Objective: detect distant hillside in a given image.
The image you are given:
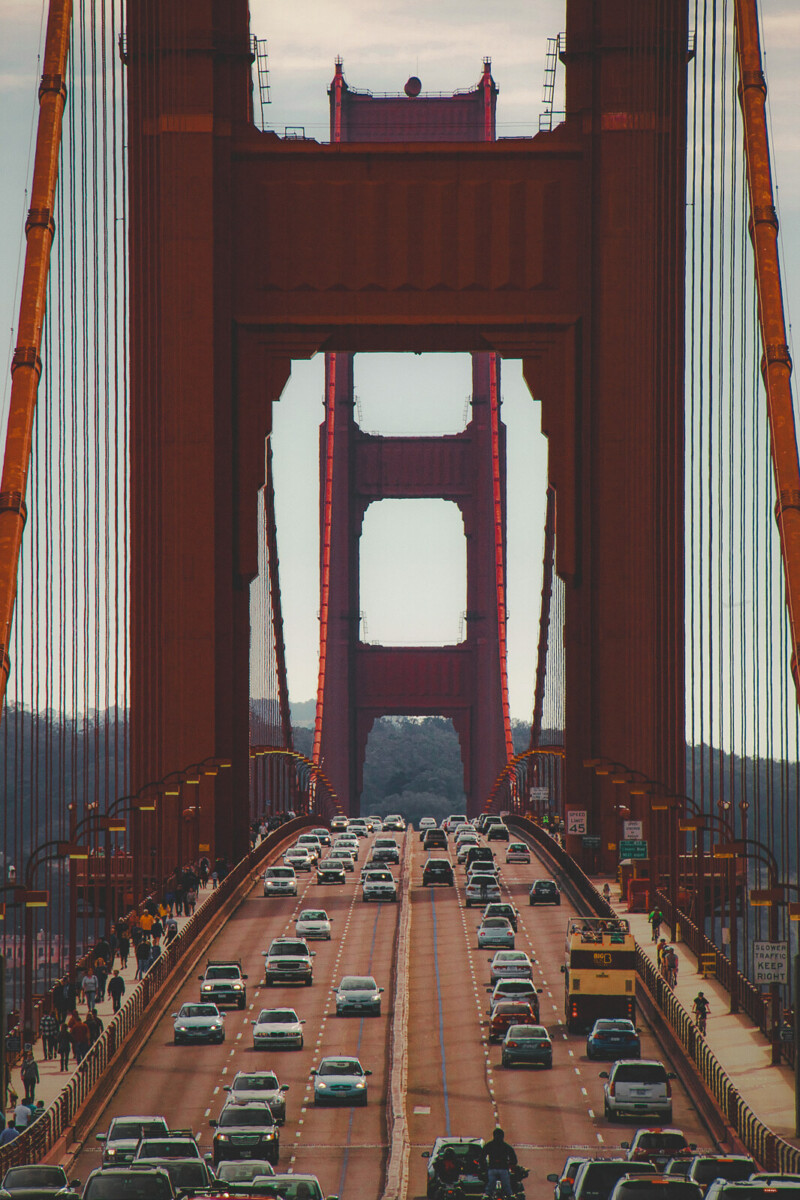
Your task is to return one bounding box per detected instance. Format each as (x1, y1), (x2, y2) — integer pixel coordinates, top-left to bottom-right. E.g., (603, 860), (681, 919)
(290, 699), (317, 728)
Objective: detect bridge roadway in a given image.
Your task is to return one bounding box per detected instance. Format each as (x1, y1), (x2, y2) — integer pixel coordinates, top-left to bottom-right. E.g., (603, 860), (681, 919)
(68, 829), (714, 1198)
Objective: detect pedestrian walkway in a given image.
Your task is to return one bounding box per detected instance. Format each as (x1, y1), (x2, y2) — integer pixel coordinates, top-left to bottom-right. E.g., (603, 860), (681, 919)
(5, 879), (217, 1125)
(592, 876), (799, 1145)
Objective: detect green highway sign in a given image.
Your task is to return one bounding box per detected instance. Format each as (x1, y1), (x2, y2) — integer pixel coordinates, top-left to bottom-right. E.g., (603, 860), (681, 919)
(619, 839), (648, 859)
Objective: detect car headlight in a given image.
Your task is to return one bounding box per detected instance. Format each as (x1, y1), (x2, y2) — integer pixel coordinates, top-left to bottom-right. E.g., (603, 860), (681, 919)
(216, 1134), (229, 1141)
(264, 1130), (277, 1139)
(202, 984), (213, 991)
(232, 983), (243, 990)
(355, 1081), (366, 1088)
(316, 1081), (327, 1090)
(106, 1148), (117, 1157)
(177, 1025), (188, 1032)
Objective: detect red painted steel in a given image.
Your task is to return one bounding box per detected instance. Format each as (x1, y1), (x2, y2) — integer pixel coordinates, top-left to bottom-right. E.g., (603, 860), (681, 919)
(734, 0), (800, 703)
(0, 0), (71, 714)
(126, 0), (689, 867)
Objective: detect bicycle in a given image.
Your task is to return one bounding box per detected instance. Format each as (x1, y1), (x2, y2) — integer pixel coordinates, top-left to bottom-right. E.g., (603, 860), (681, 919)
(695, 1007), (707, 1035)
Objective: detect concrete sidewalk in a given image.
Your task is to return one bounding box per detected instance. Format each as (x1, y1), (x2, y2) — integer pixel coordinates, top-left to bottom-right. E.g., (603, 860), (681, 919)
(592, 876), (799, 1145)
(6, 877), (220, 1125)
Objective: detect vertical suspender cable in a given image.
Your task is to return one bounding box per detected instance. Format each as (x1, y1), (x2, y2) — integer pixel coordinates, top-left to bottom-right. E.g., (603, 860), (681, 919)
(0, 0), (72, 719)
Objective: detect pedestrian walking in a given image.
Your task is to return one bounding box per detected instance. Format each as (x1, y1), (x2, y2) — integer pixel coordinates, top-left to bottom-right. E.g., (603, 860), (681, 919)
(94, 955), (109, 1002)
(135, 938), (151, 981)
(107, 969), (126, 1014)
(86, 1009), (104, 1045)
(70, 1016), (90, 1064)
(58, 1023), (72, 1071)
(14, 1098), (32, 1129)
(165, 915), (178, 945)
(184, 887), (197, 915)
(117, 930), (130, 970)
(39, 1010), (58, 1060)
(151, 917), (163, 947)
(0, 1119), (19, 1146)
(81, 968), (99, 1010)
(211, 870), (219, 890)
(54, 978), (77, 1021)
(146, 942), (162, 972)
(20, 1053), (39, 1105)
(139, 910), (154, 937)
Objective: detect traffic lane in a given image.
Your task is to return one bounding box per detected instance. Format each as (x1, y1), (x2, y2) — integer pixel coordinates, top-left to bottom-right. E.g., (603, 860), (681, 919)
(501, 846), (717, 1153)
(68, 863), (364, 1182)
(290, 843), (403, 1198)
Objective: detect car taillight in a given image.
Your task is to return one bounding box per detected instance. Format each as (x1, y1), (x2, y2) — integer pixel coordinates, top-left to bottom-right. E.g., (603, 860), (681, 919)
(571, 1003), (578, 1018)
(507, 1041), (518, 1047)
(608, 1082), (615, 1096)
(665, 1079), (672, 1097)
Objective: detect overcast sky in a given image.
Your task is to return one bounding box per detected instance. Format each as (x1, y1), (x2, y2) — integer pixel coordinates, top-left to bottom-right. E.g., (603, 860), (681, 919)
(1, 1), (798, 722)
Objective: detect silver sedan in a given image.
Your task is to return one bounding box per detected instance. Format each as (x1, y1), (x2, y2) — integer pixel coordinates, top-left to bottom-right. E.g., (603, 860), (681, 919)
(477, 916), (515, 949)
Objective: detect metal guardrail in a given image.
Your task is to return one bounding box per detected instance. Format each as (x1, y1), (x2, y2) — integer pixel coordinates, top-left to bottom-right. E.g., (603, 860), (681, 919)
(0, 817), (313, 1172)
(508, 815), (800, 1173)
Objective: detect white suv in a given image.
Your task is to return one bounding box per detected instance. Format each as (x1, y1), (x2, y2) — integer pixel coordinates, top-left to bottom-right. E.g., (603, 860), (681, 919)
(362, 869), (398, 903)
(600, 1059), (675, 1122)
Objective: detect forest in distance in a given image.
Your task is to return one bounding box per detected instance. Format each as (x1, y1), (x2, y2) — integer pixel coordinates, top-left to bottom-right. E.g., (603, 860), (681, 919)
(1, 703), (799, 848)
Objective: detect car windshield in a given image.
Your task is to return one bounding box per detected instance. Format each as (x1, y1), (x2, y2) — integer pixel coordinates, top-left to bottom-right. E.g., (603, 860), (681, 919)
(595, 1020), (634, 1032)
(269, 942), (307, 956)
(86, 1176), (173, 1199)
(636, 1134), (689, 1151)
(614, 1064), (667, 1084)
(614, 1184), (702, 1200)
(482, 919), (510, 928)
(375, 839), (397, 847)
(266, 868), (294, 878)
(206, 966), (239, 978)
(470, 874), (497, 883)
(108, 1120), (168, 1140)
(341, 977), (376, 990)
(219, 1107), (274, 1127)
(234, 1074), (279, 1090)
(270, 1179), (324, 1200)
(507, 1025), (546, 1038)
(496, 952), (527, 961)
(692, 1161), (759, 1184)
(216, 1161), (276, 1182)
(366, 871), (392, 881)
(320, 1060), (363, 1076)
(299, 911), (326, 921)
(434, 1141), (484, 1164)
(163, 1162), (208, 1186)
(3, 1167), (66, 1186)
(496, 982), (534, 995)
(139, 1140), (198, 1159)
(257, 1010), (297, 1024)
(179, 1005), (218, 1017)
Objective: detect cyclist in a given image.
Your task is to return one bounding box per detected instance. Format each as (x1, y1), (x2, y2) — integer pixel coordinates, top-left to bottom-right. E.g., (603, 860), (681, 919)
(664, 946), (679, 987)
(482, 1126), (518, 1199)
(656, 938), (668, 975)
(648, 907), (663, 941)
(693, 991), (710, 1033)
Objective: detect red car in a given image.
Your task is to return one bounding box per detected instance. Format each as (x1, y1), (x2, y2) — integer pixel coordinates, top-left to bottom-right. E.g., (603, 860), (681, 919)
(488, 1000), (537, 1043)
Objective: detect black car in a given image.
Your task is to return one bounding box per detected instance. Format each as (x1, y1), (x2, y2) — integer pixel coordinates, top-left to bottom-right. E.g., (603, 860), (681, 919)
(80, 1167), (175, 1200)
(209, 1102), (280, 1166)
(422, 858), (454, 886)
(0, 1166), (81, 1199)
(316, 860), (347, 884)
(423, 829), (448, 850)
(529, 879), (561, 905)
(486, 822), (510, 841)
(483, 902), (519, 932)
(465, 846), (494, 871)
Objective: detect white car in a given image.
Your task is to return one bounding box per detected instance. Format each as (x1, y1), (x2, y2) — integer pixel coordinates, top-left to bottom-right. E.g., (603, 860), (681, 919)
(283, 848), (313, 872)
(348, 821), (370, 839)
(223, 1071), (289, 1124)
(328, 848), (356, 872)
(477, 917), (515, 949)
(456, 840), (479, 862)
(465, 873), (501, 906)
(466, 860), (500, 878)
(488, 950), (534, 983)
(505, 842), (531, 864)
(418, 817), (437, 840)
(361, 869), (397, 902)
(295, 909), (332, 939)
(330, 815), (349, 831)
(443, 813), (468, 832)
(251, 1007), (305, 1051)
(263, 866), (297, 897)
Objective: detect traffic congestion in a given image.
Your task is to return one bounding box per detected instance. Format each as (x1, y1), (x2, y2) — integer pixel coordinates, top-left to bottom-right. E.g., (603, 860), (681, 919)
(3, 815), (797, 1200)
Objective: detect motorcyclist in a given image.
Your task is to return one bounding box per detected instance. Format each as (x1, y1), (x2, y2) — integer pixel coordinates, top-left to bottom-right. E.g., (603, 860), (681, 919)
(433, 1147), (462, 1194)
(482, 1127), (518, 1198)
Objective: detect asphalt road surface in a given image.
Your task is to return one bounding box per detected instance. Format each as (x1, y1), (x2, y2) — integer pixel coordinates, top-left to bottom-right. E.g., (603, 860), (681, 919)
(68, 826), (714, 1199)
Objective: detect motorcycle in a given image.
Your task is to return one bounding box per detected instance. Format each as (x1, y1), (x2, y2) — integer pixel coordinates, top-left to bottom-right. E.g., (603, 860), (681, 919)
(482, 1164), (529, 1199)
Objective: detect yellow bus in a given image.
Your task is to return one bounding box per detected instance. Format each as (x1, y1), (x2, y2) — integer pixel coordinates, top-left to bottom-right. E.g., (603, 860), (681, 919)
(562, 917), (637, 1032)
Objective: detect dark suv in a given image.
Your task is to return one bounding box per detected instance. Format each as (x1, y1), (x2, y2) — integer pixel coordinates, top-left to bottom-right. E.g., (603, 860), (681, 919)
(529, 879), (561, 905)
(422, 859), (454, 886)
(209, 1102), (280, 1166)
(465, 846), (494, 871)
(423, 828), (448, 850)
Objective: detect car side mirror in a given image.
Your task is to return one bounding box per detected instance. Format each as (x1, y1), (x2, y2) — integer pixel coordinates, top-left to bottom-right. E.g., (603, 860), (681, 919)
(95, 1133), (107, 1142)
(621, 1142), (630, 1149)
(599, 1071), (609, 1078)
(421, 1151), (431, 1159)
(243, 974), (248, 979)
(262, 950), (268, 955)
(223, 1085), (231, 1091)
(251, 1020), (256, 1024)
(379, 988), (385, 993)
(560, 965), (566, 973)
(71, 1181), (81, 1189)
(171, 1013), (179, 1018)
(301, 1019), (307, 1024)
(546, 1175), (559, 1183)
(537, 988), (543, 994)
(689, 1144), (697, 1150)
(198, 976), (203, 981)
(281, 1085), (290, 1092)
(310, 1069), (317, 1075)
(365, 1069), (373, 1075)
(204, 1154), (213, 1163)
(209, 1120), (218, 1127)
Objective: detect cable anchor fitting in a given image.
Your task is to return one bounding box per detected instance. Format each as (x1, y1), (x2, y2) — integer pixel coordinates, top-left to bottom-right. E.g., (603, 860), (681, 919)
(0, 492), (28, 526)
(10, 346), (41, 377)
